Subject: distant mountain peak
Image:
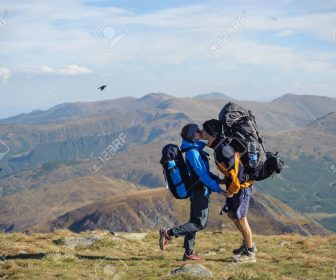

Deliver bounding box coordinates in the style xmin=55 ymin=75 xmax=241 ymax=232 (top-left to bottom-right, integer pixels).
xmin=272 ymin=93 xmax=335 ymax=103
xmin=194 ymin=92 xmax=233 ymax=100
xmin=139 ymin=92 xmax=174 ymax=101
xmin=272 ymin=93 xmax=297 ymax=102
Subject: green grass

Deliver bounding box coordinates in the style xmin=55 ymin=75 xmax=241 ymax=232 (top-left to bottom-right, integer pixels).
xmin=0 ymin=230 xmax=335 ymax=279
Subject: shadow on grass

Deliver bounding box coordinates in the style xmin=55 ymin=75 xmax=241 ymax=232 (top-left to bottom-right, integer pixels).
xmin=4 ymin=253 xmax=163 ymax=262
xmin=5 ymin=253 xmax=47 ymax=260
xmin=76 ymin=254 xmax=166 ymax=261
xmin=210 ymin=257 xmax=237 ymax=263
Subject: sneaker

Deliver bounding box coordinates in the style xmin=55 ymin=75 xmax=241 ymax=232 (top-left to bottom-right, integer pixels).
xmin=183 ymin=251 xmax=203 ymax=261
xmin=232 ymin=241 xmax=245 ymax=255
xmin=233 ymin=247 xmax=256 ymax=264
xmin=159 ymin=227 xmax=172 ymax=251
xmin=233 ymin=241 xmax=257 ymax=255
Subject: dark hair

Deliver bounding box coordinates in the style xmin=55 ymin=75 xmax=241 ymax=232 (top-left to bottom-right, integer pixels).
xmin=180 ymin=123 xmax=200 ymax=141
xmin=202 ymin=119 xmax=222 ymax=138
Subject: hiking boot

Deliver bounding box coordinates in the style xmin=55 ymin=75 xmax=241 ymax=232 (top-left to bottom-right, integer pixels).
xmin=183 ymin=251 xmax=203 ymax=261
xmin=159 ymin=227 xmax=172 ymax=251
xmin=233 ymin=247 xmax=256 ymax=264
xmin=233 ymin=241 xmax=257 ymax=255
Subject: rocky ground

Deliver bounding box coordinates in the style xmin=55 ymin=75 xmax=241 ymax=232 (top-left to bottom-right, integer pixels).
xmin=0 ymin=230 xmax=335 ymax=279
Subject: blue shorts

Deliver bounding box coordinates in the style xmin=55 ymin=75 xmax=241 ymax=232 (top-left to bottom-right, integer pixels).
xmin=227 ymin=186 xmax=252 ymax=219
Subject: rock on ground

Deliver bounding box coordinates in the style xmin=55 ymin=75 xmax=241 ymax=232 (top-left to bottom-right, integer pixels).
xmin=54 ymin=232 xmax=148 ymax=249
xmin=279 ymin=240 xmax=291 ymax=247
xmin=55 ymin=235 xmax=102 ymax=249
xmin=168 ymin=264 xmax=213 ymax=278
xmin=111 ymin=232 xmax=148 ymax=241
xmin=204 ymin=251 xmax=217 ymax=256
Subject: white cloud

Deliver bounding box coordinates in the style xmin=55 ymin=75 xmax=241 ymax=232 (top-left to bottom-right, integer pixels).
xmin=213 ymin=38 xmax=336 ymax=74
xmin=39 ymin=66 xmax=54 ymax=73
xmin=26 ymin=64 xmax=92 ymax=76
xmin=57 ymin=64 xmax=92 ymax=76
xmin=1 ymin=1 xmax=335 ymax=70
xmin=243 ymin=11 xmax=336 ymax=42
xmin=0 ymin=68 xmax=10 ymax=83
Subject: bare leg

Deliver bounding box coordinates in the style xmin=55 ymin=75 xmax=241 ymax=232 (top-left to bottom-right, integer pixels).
xmin=237 ymin=217 xmax=253 ymax=248
xmin=228 ymin=212 xmax=243 ymax=236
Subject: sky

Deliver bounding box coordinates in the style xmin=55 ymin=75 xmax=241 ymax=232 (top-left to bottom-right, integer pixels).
xmin=0 ymin=0 xmax=336 ymax=118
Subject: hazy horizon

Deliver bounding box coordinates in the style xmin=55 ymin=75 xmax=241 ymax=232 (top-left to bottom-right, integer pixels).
xmin=1 ymin=91 xmax=335 ymax=120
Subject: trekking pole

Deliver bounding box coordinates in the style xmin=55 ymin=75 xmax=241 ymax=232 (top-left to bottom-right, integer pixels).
xmin=256 ymin=130 xmax=266 ymax=154
xmin=249 ymin=111 xmax=267 ymax=154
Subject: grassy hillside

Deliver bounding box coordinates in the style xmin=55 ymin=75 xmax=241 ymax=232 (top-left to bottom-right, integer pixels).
xmin=0 ymin=230 xmax=335 ymax=279
xmin=0 ymin=177 xmax=326 ymax=235
xmin=48 ymin=188 xmax=326 ymax=236
xmin=0 ymin=175 xmax=144 ymax=232
xmin=0 ymin=161 xmax=88 ymax=196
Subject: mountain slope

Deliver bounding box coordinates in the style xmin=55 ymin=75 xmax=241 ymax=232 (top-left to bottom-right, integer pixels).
xmin=271 ymin=94 xmax=336 ymax=122
xmin=0 ymin=175 xmax=145 ymax=232
xmin=1 ymin=111 xmax=335 ymax=220
xmin=0 ymin=93 xmax=335 ymax=177
xmin=307 ymin=111 xmax=336 ymax=134
xmin=2 ymin=110 xmax=335 ymax=191
xmin=0 ymin=97 xmax=137 ymax=125
xmin=0 ymin=93 xmax=335 ymax=233
xmin=48 ymin=188 xmax=326 ymax=236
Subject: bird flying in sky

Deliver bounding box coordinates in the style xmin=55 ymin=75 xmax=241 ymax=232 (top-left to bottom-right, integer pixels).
xmin=98 ymin=85 xmax=107 ymax=91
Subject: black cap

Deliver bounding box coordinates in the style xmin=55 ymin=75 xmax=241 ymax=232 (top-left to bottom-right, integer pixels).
xmin=202 ymin=119 xmax=222 ymax=138
xmin=181 ymin=123 xmax=200 ymax=141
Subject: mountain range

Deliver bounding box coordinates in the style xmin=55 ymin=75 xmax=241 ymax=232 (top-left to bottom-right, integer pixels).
xmin=0 ymin=92 xmax=335 ymax=233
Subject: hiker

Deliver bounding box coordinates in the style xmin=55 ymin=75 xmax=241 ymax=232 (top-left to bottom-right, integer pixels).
xmin=159 ymin=123 xmax=225 ymax=260
xmin=201 ymin=119 xmax=257 ymax=263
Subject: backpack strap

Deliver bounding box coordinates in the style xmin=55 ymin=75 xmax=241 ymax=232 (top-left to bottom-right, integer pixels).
xmin=180 ymin=147 xmax=194 ymax=153
xmin=180 ymin=147 xmax=207 ymax=192
xmin=181 ymin=147 xmax=209 ymax=156
xmin=181 ymin=147 xmax=210 ymax=160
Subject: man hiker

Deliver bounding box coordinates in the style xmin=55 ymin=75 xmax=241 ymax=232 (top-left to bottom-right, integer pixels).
xmin=201 ymin=119 xmax=257 ymax=263
xmin=159 ymin=123 xmax=225 ymax=260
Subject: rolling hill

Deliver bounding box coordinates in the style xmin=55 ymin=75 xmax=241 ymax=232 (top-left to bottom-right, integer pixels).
xmin=0 ymin=175 xmax=144 ymax=232
xmin=47 ymin=188 xmax=326 ymax=236
xmin=0 ymin=92 xmax=335 ymax=233
xmin=0 ymin=173 xmax=326 ymax=236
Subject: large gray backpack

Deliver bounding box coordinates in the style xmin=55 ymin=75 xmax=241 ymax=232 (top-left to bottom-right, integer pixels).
xmin=219 ymin=102 xmax=283 ymax=181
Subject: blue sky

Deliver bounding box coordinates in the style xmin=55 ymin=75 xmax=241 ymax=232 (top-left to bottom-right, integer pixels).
xmin=0 ymin=0 xmax=336 ymax=118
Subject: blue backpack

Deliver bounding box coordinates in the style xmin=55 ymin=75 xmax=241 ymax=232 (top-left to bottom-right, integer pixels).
xmin=160 ymin=144 xmax=192 ymax=199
